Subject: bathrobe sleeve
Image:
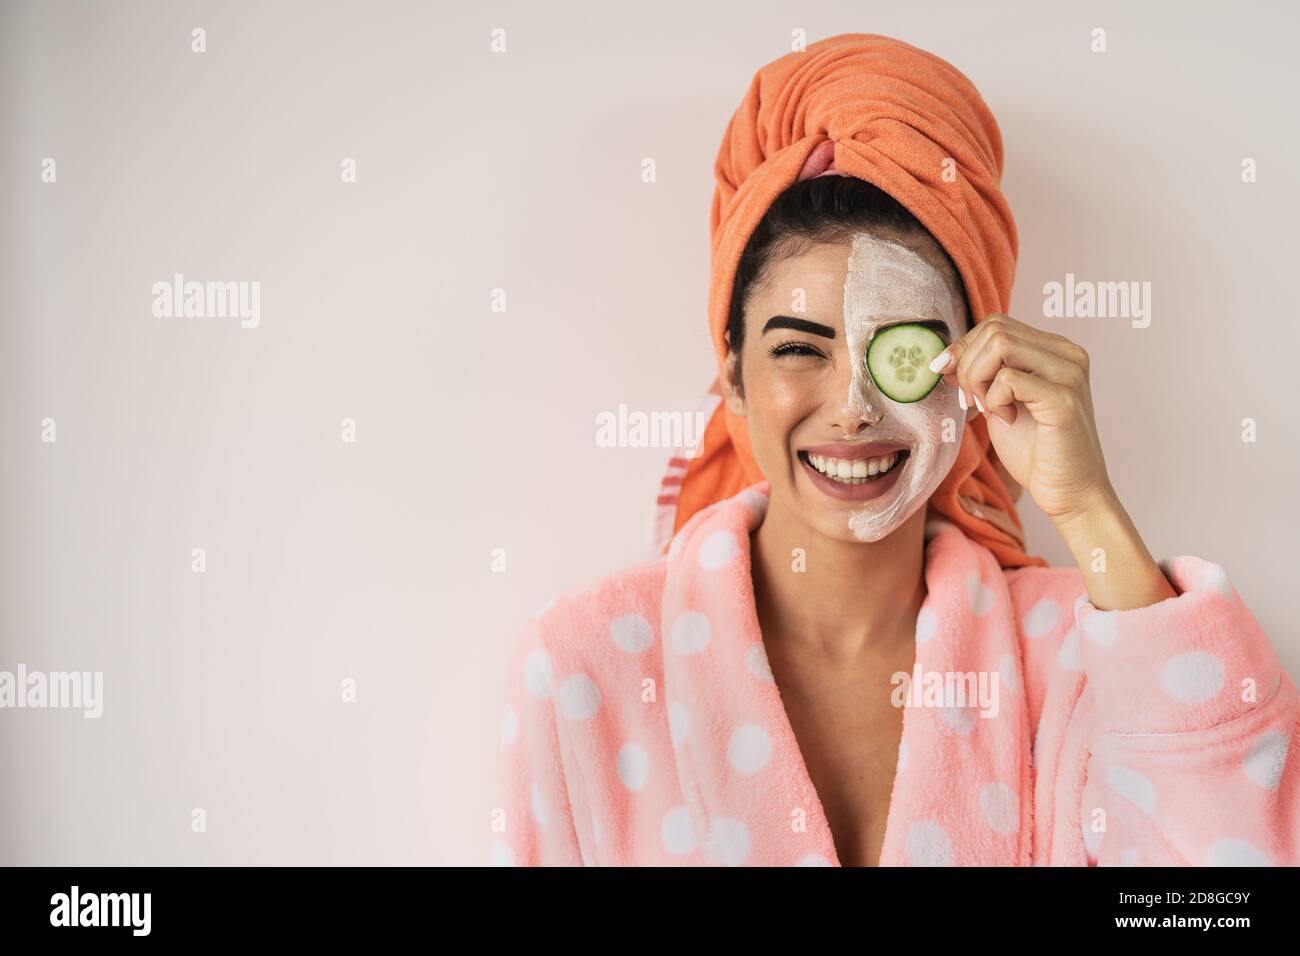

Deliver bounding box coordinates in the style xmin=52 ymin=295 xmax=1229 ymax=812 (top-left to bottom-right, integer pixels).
xmin=1013 ymin=554 xmax=1299 ymax=867
xmin=490 ymin=615 xmax=584 ymax=866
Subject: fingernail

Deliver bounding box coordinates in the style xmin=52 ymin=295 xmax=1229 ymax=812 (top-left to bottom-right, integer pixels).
xmin=928 ymin=350 xmax=952 ymax=373
xmin=973 ymin=392 xmax=985 ymax=413
xmin=957 ymin=387 xmax=967 ymax=411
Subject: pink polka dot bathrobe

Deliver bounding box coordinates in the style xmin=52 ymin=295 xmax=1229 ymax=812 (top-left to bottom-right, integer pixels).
xmin=492 ymin=481 xmax=1298 ymax=866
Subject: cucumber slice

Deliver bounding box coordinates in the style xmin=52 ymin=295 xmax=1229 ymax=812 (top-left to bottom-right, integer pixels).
xmin=865 ymin=323 xmax=947 ymax=402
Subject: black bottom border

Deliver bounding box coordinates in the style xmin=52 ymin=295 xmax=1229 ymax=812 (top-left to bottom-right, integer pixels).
xmin=0 ymin=865 xmax=1290 ymax=941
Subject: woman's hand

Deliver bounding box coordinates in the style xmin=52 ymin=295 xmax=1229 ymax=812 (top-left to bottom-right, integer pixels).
xmin=930 ymin=314 xmax=1176 ymax=610
xmin=931 ymin=313 xmax=1114 ymax=528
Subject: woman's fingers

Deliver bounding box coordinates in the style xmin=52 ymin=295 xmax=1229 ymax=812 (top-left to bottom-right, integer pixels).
xmin=985 ymin=364 xmax=1081 ymax=427
xmin=930 ymin=313 xmax=1089 ymax=425
xmin=938 ymin=314 xmax=1084 ymax=375
xmin=959 ymin=332 xmax=1083 ymax=423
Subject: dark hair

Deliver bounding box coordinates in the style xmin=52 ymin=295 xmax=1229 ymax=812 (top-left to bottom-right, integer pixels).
xmin=726 ymin=175 xmax=970 ymax=397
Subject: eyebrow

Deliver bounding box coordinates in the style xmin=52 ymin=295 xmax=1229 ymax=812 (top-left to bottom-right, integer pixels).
xmin=761 ymin=316 xmax=953 ymax=339
xmin=762 ymin=316 xmax=835 ymax=339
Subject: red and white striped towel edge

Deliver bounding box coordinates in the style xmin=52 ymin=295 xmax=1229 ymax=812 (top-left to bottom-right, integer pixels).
xmin=650 ymin=391 xmax=722 ymax=557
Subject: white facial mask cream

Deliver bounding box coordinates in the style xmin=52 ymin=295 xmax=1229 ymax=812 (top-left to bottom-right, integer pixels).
xmin=841 ymin=232 xmax=965 ymax=541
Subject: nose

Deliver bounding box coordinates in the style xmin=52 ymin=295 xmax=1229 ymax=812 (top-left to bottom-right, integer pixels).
xmin=833 ymin=349 xmax=885 ymax=431
xmin=834 ymin=398 xmax=883 ymax=433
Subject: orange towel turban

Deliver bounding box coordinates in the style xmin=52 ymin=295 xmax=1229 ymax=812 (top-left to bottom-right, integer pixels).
xmin=660 ymin=33 xmax=1047 ymax=569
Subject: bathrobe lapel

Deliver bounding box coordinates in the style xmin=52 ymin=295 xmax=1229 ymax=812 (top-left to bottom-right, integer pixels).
xmin=659 ymin=480 xmax=1029 ymax=866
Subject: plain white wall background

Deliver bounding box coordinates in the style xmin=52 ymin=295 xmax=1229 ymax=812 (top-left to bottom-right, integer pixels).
xmin=2 ymin=0 xmax=1297 ymax=864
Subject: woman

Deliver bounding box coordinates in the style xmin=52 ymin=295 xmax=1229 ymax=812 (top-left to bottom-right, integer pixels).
xmin=491 ymin=34 xmax=1298 ymax=866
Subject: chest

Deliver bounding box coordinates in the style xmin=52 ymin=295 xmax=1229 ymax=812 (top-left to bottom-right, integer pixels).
xmin=764 ymin=642 xmax=912 ymax=867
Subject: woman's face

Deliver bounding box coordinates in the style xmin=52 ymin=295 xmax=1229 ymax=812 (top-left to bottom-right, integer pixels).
xmin=724 ymin=228 xmax=970 ymax=543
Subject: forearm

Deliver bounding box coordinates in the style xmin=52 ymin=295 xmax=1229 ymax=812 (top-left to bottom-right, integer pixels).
xmin=1053 ymin=489 xmax=1177 ymax=612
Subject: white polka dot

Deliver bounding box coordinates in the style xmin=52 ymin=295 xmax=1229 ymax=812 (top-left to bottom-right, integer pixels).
xmin=558 ymin=673 xmax=601 ymax=720
xmin=1022 ymin=598 xmax=1062 ymax=638
xmin=500 ymin=704 xmax=517 ymax=746
xmin=738 ymin=487 xmax=769 ymax=515
xmin=660 ymin=806 xmax=698 ymax=855
xmin=728 ymin=724 xmax=773 ymax=774
xmin=996 ymin=653 xmax=1019 ymax=695
xmin=795 ymin=854 xmax=833 ymax=866
xmin=491 ymin=838 xmax=515 ymax=866
xmin=1082 ymin=611 xmax=1117 ymax=647
xmin=698 ymin=530 xmax=739 ymax=570
xmin=704 ymin=816 xmax=752 ymax=866
xmin=1105 ymin=765 xmax=1156 ymax=816
xmin=1160 ymin=651 xmax=1225 ymax=703
xmin=671 ymin=611 xmax=711 ymax=654
xmin=1207 ymin=838 xmax=1274 ymax=866
xmin=979 ymin=782 xmax=1019 ymax=835
xmin=906 ymin=820 xmax=953 ymax=866
xmin=668 ymin=700 xmax=691 ymax=744
xmin=617 ymin=742 xmax=649 ymax=790
xmin=965 ymin=570 xmax=995 ymax=616
xmin=1056 ymin=628 xmax=1081 ymax=671
xmin=610 ymin=613 xmax=654 ymax=653
xmin=746 ymin=643 xmax=775 ymax=682
xmin=896 ymin=741 xmax=909 ymax=774
xmin=1201 ymin=564 xmax=1233 ymax=600
xmin=524 ymin=649 xmax=553 ymax=698
xmin=939 ymin=705 xmax=976 ymax=734
xmin=1242 ymin=729 xmax=1289 ymax=789
xmin=530 ymin=781 xmax=549 ymax=828
xmin=916 ymin=606 xmax=939 ymax=646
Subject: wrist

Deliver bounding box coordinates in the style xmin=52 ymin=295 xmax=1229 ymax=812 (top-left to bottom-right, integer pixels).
xmin=1051 ymin=483 xmax=1123 ymax=548
xmin=1050 ymin=484 xmax=1177 ymax=611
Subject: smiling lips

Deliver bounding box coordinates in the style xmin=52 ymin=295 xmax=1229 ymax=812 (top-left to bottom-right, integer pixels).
xmin=797 ymin=442 xmax=910 ymax=501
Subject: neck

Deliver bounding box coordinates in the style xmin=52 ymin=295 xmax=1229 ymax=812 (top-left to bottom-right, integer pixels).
xmin=750 ymin=493 xmax=928 ymax=662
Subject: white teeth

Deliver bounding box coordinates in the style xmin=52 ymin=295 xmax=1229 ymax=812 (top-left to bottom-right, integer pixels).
xmin=806 ymin=451 xmax=903 ymax=483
